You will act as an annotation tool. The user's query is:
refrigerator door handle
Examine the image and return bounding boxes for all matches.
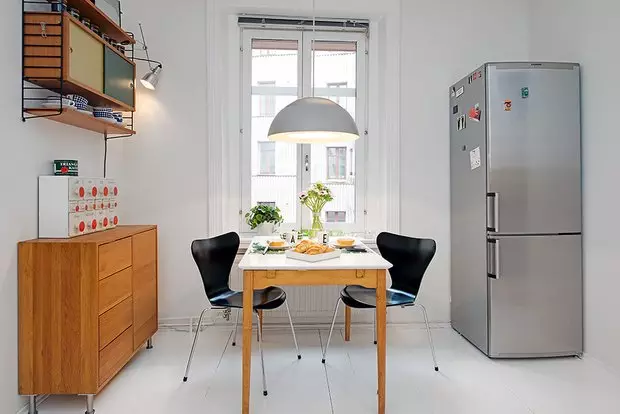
[487,239,500,279]
[487,192,499,232]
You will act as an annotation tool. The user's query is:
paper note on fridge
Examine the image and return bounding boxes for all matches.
[470,147,481,170]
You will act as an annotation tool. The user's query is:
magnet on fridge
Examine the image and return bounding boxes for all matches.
[504,99,512,111]
[457,114,467,131]
[453,105,459,115]
[468,103,481,122]
[451,87,456,97]
[521,87,529,99]
[455,86,464,98]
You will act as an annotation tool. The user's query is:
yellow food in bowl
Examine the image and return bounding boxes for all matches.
[337,238,355,247]
[269,240,285,248]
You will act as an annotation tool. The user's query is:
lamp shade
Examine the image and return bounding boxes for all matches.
[268,97,359,143]
[140,65,162,90]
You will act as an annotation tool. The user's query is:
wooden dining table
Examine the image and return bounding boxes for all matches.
[238,238,392,414]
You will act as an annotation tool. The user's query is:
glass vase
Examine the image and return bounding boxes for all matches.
[311,212,324,237]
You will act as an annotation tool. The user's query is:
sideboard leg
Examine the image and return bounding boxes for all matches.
[28,395,38,414]
[147,337,154,349]
[85,394,95,414]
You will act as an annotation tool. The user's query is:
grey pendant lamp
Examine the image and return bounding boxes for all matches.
[267,1,360,144]
[268,97,359,143]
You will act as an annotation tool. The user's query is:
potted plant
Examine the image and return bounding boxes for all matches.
[245,205,284,236]
[299,182,334,236]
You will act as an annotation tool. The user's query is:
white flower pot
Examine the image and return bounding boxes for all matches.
[256,222,276,236]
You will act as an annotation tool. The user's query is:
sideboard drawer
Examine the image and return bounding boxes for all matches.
[99,326,133,386]
[99,297,133,350]
[99,267,132,314]
[99,237,132,279]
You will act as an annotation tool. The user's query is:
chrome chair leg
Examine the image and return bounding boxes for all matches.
[322,298,341,364]
[373,312,377,345]
[231,308,240,346]
[285,300,302,359]
[418,304,439,372]
[183,308,208,382]
[255,311,268,396]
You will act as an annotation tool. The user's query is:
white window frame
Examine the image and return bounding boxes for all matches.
[240,28,368,233]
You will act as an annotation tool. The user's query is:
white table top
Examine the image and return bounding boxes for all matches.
[238,237,392,270]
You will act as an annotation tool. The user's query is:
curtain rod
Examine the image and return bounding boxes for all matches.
[238,15,369,31]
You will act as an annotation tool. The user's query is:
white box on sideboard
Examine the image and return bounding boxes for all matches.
[38,176,120,238]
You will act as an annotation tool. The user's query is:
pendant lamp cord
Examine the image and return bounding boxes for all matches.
[311,0,316,98]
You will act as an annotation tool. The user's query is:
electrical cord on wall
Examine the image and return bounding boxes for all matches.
[103,138,108,178]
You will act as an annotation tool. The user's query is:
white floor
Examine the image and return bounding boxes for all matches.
[35,325,620,414]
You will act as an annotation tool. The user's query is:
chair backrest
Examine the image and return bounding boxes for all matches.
[376,232,436,297]
[191,232,240,300]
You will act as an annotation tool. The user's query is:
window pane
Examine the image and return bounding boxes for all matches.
[251,39,299,223]
[258,141,275,174]
[310,40,357,224]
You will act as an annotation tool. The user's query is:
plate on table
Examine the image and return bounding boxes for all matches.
[267,240,291,251]
[332,238,360,249]
[285,249,342,262]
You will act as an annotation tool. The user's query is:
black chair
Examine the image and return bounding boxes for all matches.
[182,232,301,396]
[322,232,439,371]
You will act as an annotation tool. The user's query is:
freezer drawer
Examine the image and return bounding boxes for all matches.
[488,234,582,357]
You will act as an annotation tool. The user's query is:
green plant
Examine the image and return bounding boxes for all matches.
[245,205,284,230]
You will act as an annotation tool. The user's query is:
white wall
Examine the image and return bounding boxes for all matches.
[121,0,530,325]
[120,0,209,322]
[1,2,124,412]
[399,0,530,322]
[529,0,620,372]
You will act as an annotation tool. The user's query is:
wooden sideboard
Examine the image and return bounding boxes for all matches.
[18,225,158,411]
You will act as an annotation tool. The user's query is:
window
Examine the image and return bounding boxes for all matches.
[326,211,347,223]
[257,81,276,117]
[327,81,348,105]
[327,147,347,180]
[241,28,367,231]
[258,141,276,175]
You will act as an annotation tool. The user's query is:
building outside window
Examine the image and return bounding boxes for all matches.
[257,81,276,117]
[258,141,276,175]
[327,81,348,106]
[326,147,347,180]
[326,211,347,223]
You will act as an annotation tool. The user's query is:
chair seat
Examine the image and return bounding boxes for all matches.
[340,285,416,309]
[210,287,286,310]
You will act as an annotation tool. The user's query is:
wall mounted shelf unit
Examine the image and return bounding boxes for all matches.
[22,0,136,139]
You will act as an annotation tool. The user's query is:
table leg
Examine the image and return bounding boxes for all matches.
[344,305,351,342]
[242,271,254,414]
[376,270,387,414]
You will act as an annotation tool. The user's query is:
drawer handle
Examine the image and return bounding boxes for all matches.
[40,22,47,38]
[266,270,276,279]
[356,270,365,279]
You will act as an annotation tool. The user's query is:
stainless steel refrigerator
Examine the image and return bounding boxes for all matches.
[449,62,583,358]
